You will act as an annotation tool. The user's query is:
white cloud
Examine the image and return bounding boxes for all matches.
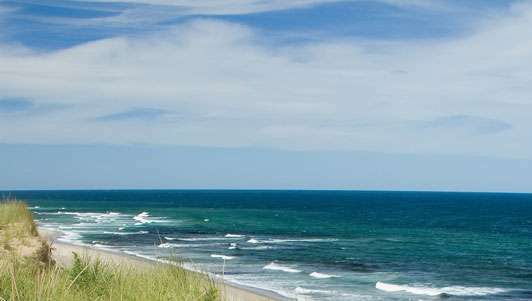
[1,4,532,159]
[67,0,446,15]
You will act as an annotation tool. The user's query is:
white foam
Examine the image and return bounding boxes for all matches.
[204,219,210,222]
[266,238,337,243]
[309,272,339,279]
[58,231,82,243]
[248,238,337,244]
[158,243,188,248]
[178,237,228,241]
[103,231,148,235]
[164,236,177,240]
[210,254,235,260]
[123,250,159,262]
[133,212,152,224]
[375,282,508,297]
[263,262,301,273]
[92,243,114,251]
[158,243,213,248]
[225,234,244,238]
[241,245,275,250]
[295,287,331,294]
[228,243,238,249]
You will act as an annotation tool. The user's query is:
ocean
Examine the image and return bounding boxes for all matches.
[4,190,532,300]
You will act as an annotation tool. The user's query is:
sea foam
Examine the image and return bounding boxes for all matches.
[375,282,508,297]
[309,272,339,279]
[133,212,152,225]
[263,262,301,273]
[225,234,244,238]
[103,231,148,235]
[210,254,235,260]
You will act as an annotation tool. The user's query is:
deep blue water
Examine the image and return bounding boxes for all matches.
[4,190,532,300]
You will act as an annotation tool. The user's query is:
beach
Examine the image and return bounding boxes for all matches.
[40,228,292,301]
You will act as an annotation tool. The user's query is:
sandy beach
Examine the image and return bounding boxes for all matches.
[39,228,293,301]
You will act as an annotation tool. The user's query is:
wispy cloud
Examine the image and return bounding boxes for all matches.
[5,0,449,33]
[424,115,512,135]
[94,108,168,122]
[0,3,531,159]
[66,0,447,15]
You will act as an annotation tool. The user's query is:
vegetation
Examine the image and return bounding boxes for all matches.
[0,200,219,301]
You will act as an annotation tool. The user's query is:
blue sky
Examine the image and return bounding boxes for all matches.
[0,0,531,191]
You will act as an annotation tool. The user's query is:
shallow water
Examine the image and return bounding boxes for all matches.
[7,190,532,300]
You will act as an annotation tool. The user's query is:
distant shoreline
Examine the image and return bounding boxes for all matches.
[39,228,294,301]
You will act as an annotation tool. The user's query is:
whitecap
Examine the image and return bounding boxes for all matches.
[133,212,152,224]
[210,254,235,260]
[375,282,508,297]
[241,245,275,250]
[158,243,215,248]
[309,272,339,279]
[178,237,228,241]
[228,243,238,249]
[263,262,301,273]
[103,231,148,235]
[247,238,260,244]
[265,238,337,244]
[225,234,244,238]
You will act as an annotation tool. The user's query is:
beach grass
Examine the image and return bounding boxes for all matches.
[0,200,220,301]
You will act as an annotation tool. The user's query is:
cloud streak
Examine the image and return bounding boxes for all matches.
[0,4,531,159]
[66,0,446,15]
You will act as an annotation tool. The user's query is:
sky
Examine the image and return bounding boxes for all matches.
[0,0,531,192]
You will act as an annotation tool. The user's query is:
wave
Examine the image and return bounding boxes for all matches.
[103,231,148,235]
[309,272,339,279]
[241,245,275,250]
[225,234,244,238]
[164,236,177,240]
[176,237,229,241]
[210,254,235,260]
[295,287,332,295]
[133,212,152,225]
[92,243,115,251]
[57,231,82,243]
[375,282,508,297]
[228,243,238,250]
[247,238,337,244]
[158,243,215,248]
[263,262,301,273]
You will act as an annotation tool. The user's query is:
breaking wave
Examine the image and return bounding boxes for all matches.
[263,262,301,273]
[375,282,508,297]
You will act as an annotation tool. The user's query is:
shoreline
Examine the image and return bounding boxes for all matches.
[39,228,295,301]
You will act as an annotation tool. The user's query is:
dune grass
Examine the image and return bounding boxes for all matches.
[0,200,220,301]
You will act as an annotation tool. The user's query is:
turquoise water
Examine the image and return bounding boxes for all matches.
[5,190,532,300]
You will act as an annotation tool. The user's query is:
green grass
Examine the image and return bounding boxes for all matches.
[0,200,38,237]
[0,201,220,301]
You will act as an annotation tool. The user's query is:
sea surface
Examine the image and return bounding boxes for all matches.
[3,190,532,300]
